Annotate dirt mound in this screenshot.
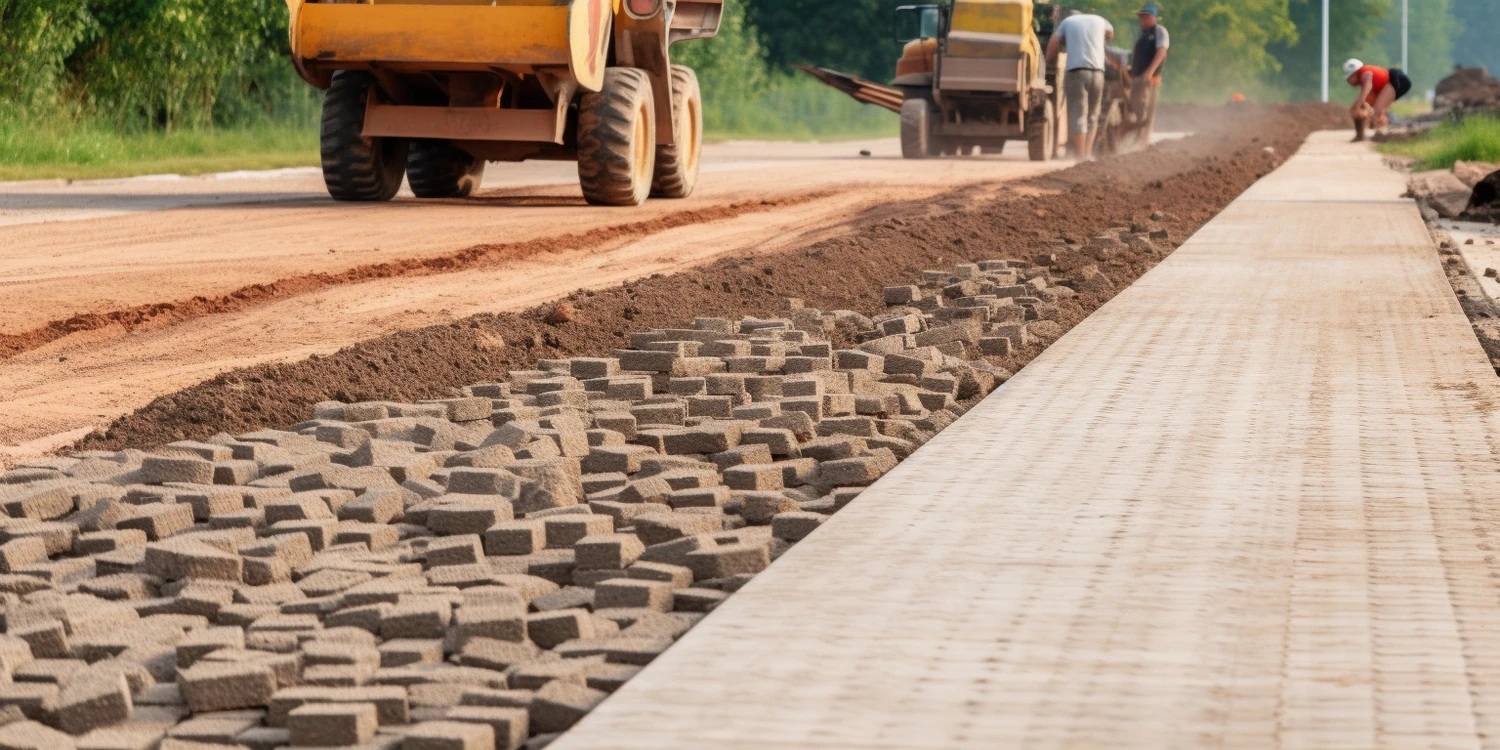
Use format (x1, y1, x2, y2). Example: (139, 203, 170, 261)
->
(76, 103, 1346, 452)
(1437, 65, 1500, 109)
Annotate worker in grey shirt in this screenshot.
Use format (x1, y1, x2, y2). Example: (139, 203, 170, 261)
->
(1046, 10, 1114, 160)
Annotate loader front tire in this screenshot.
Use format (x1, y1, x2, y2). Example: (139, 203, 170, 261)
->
(578, 68, 657, 206)
(320, 71, 407, 202)
(1027, 98, 1055, 162)
(900, 96, 938, 159)
(651, 65, 702, 199)
(407, 140, 485, 198)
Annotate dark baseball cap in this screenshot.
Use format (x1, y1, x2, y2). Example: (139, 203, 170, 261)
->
(1138, 3, 1160, 15)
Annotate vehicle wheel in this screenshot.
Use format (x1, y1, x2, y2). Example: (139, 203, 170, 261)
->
(1095, 100, 1123, 157)
(900, 96, 938, 159)
(578, 67, 657, 206)
(320, 70, 407, 202)
(651, 65, 702, 199)
(1028, 97, 1055, 162)
(407, 140, 484, 198)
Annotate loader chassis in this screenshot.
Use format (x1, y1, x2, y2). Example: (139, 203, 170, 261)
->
(285, 0, 722, 205)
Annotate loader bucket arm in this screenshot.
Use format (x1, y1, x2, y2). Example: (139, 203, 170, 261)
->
(796, 65, 905, 115)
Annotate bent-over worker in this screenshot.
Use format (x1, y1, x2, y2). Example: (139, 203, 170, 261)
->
(1344, 58, 1411, 142)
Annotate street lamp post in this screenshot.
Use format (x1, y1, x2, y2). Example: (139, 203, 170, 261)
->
(1321, 0, 1329, 102)
(1402, 0, 1409, 72)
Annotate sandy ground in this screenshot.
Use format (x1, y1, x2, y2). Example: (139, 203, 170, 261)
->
(0, 137, 1078, 460)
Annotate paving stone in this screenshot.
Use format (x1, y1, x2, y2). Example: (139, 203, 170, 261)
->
(0, 720, 77, 749)
(424, 536, 483, 568)
(482, 520, 545, 556)
(289, 701, 377, 746)
(178, 660, 276, 713)
(266, 685, 409, 727)
(57, 669, 133, 735)
(529, 681, 606, 734)
(442, 705, 528, 750)
(454, 604, 526, 646)
(593, 579, 673, 612)
(541, 515, 611, 549)
(573, 534, 644, 571)
(684, 543, 770, 581)
(525, 610, 594, 650)
(772, 511, 826, 541)
(402, 720, 494, 750)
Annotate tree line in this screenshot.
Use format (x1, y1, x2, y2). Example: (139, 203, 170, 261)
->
(0, 0, 1494, 131)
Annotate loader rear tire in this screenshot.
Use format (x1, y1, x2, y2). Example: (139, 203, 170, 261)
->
(1027, 98, 1055, 162)
(651, 65, 702, 199)
(407, 140, 485, 198)
(320, 71, 407, 202)
(578, 67, 657, 207)
(900, 96, 938, 159)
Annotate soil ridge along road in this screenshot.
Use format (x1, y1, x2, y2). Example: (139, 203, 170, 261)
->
(68, 104, 1346, 455)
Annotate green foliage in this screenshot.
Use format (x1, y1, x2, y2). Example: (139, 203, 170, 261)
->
(1449, 0, 1498, 77)
(672, 0, 769, 102)
(0, 0, 97, 109)
(1269, 0, 1386, 101)
(1378, 115, 1500, 169)
(743, 0, 901, 82)
(1359, 0, 1454, 94)
(701, 72, 896, 139)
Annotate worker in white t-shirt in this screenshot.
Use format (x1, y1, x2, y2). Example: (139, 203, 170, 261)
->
(1046, 10, 1115, 160)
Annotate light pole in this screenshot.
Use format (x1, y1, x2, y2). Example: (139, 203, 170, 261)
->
(1320, 0, 1329, 102)
(1401, 0, 1408, 71)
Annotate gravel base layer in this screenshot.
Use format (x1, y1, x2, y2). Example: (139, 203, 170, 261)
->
(0, 104, 1346, 750)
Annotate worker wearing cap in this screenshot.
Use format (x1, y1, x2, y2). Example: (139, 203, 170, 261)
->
(1344, 58, 1412, 142)
(1046, 9, 1115, 160)
(1128, 3, 1169, 147)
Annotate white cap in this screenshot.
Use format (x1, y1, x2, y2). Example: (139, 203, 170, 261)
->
(1343, 58, 1364, 76)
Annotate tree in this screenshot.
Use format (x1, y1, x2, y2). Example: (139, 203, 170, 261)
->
(1094, 0, 1299, 101)
(1269, 0, 1387, 101)
(743, 0, 902, 81)
(1358, 0, 1453, 94)
(1450, 0, 1500, 77)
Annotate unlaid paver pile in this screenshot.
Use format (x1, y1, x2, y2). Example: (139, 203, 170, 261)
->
(0, 232, 1164, 749)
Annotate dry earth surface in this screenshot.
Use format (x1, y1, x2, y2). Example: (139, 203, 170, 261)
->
(1, 138, 1076, 462)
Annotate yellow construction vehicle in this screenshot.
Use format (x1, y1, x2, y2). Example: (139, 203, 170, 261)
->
(285, 0, 722, 205)
(802, 0, 1065, 160)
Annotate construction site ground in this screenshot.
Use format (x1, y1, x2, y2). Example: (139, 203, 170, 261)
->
(1, 138, 1075, 465)
(17, 103, 1497, 748)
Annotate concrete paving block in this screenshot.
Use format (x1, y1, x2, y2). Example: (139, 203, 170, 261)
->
(671, 587, 728, 613)
(455, 605, 526, 646)
(377, 639, 444, 669)
(401, 720, 495, 750)
(771, 512, 826, 542)
(529, 682, 606, 734)
(683, 543, 770, 581)
(542, 515, 612, 549)
(626, 561, 694, 588)
(525, 609, 593, 650)
(381, 601, 452, 640)
(722, 464, 783, 491)
(443, 705, 528, 750)
(179, 660, 276, 712)
(116, 504, 194, 541)
(579, 445, 655, 475)
(661, 424, 742, 455)
(332, 521, 400, 551)
(267, 685, 410, 727)
(632, 513, 722, 546)
(736, 492, 799, 525)
(175, 626, 244, 668)
(0, 720, 77, 750)
(427, 502, 513, 537)
(338, 493, 403, 524)
(666, 486, 730, 510)
(0, 682, 57, 724)
(10, 622, 67, 661)
(424, 535, 484, 568)
(445, 469, 521, 498)
(508, 459, 583, 514)
(289, 701, 378, 746)
(574, 534, 644, 571)
(593, 580, 673, 612)
(141, 457, 214, 486)
(57, 670, 132, 735)
(0, 538, 48, 574)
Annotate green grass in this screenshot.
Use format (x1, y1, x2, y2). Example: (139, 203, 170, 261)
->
(0, 75, 894, 181)
(0, 117, 318, 181)
(702, 74, 898, 141)
(1378, 116, 1500, 170)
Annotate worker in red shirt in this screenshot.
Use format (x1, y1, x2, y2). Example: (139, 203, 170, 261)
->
(1344, 58, 1411, 142)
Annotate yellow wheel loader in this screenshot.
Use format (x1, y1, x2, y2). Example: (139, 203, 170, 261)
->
(801, 0, 1065, 161)
(285, 0, 722, 205)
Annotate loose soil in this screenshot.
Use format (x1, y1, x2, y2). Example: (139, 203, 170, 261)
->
(78, 103, 1346, 452)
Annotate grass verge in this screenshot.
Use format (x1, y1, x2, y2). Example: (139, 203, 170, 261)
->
(702, 73, 897, 141)
(1379, 116, 1500, 170)
(0, 118, 319, 182)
